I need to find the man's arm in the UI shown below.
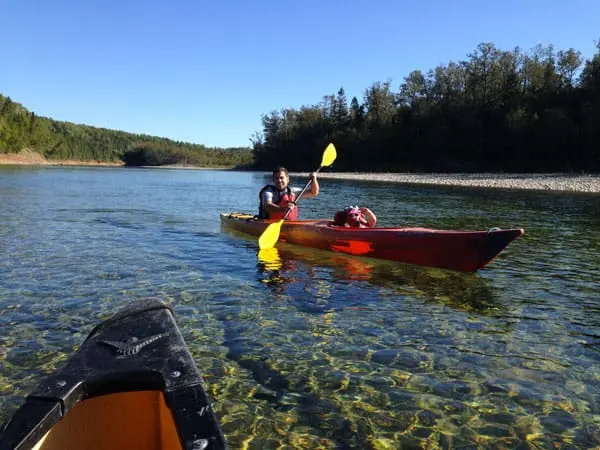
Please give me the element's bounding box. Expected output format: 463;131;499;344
264;201;295;215
298;173;319;199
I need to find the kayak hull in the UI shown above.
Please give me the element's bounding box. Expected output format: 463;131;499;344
220;212;524;272
0;299;226;450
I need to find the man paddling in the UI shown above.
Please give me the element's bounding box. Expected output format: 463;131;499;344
258;167;319;220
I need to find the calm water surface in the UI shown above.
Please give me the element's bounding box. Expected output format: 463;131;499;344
1;166;599;449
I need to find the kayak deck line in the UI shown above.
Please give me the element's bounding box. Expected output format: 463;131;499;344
97;331;170;356
220;212;524;272
0;299;227;450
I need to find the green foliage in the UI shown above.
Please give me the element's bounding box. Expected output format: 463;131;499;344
0;94;254;168
121;141;253;167
252;41;600;173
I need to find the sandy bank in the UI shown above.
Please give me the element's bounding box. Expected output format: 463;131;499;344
0;149;123;167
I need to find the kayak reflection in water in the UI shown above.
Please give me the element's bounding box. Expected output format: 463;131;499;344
332;206;377;228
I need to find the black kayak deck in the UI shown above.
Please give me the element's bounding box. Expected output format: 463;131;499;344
0;299;227;450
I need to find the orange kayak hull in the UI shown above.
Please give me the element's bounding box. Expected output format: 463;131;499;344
220;212;524;272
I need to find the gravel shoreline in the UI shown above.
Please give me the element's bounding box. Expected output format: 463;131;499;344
298;172;600;193
2;151;598;193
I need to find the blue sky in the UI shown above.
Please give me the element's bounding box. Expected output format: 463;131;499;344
2;0;599;148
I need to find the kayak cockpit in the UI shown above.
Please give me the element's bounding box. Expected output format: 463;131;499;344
32;390;181;450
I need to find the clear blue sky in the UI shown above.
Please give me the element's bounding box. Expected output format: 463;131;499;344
2;0;599;148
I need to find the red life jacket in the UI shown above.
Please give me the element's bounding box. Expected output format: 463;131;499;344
258;185;298;220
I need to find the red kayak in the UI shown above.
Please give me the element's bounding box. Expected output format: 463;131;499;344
220;212;524;272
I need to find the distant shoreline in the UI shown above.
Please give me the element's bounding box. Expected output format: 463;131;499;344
0;150;123;167
294;172;600;194
2;151;598;193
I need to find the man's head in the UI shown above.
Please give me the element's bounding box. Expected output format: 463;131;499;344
272;167;290;190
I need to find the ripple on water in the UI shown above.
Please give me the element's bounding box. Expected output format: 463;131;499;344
1;168;600;448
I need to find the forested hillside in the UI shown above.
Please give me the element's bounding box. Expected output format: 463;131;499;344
4;40;599;173
252;41;600;173
0;95;253;167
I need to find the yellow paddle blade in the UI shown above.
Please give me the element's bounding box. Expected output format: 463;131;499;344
258;219;284;249
320;143;337;167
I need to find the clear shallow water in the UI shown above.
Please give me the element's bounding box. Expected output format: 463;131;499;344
1;166;600;449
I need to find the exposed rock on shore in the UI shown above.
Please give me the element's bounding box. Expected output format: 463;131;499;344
307;172;600;193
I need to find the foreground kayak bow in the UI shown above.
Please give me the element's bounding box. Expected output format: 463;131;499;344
0;299;226;450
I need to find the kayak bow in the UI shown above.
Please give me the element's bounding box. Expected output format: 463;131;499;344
0;299;226;450
221;212;524;272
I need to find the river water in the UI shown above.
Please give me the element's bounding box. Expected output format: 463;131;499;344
1;166;599;449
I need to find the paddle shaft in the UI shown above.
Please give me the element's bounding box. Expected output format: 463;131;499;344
281;167;323;220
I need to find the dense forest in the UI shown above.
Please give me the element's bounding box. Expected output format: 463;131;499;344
3;40;599;173
0;94;253;168
252;41;600;173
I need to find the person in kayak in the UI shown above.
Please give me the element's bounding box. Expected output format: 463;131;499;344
333;206;377;228
258;167;319;220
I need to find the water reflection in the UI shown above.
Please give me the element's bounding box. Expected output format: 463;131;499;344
255;241;499;315
5;167;600;449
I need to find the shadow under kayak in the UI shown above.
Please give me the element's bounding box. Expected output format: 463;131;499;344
220;212;524;272
0;299;226;450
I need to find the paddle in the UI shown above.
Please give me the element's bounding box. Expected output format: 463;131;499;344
258;143;337;250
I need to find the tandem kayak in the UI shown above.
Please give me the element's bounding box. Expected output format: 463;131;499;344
220;212;524;272
0;299;226;450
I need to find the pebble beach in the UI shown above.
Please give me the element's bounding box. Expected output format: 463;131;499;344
304;172;600;194
2;151;599;193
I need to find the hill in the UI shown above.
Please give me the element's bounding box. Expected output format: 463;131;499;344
0;94;254;168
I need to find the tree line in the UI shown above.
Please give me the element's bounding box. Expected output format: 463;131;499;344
252;41;600;173
0;95;253;168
